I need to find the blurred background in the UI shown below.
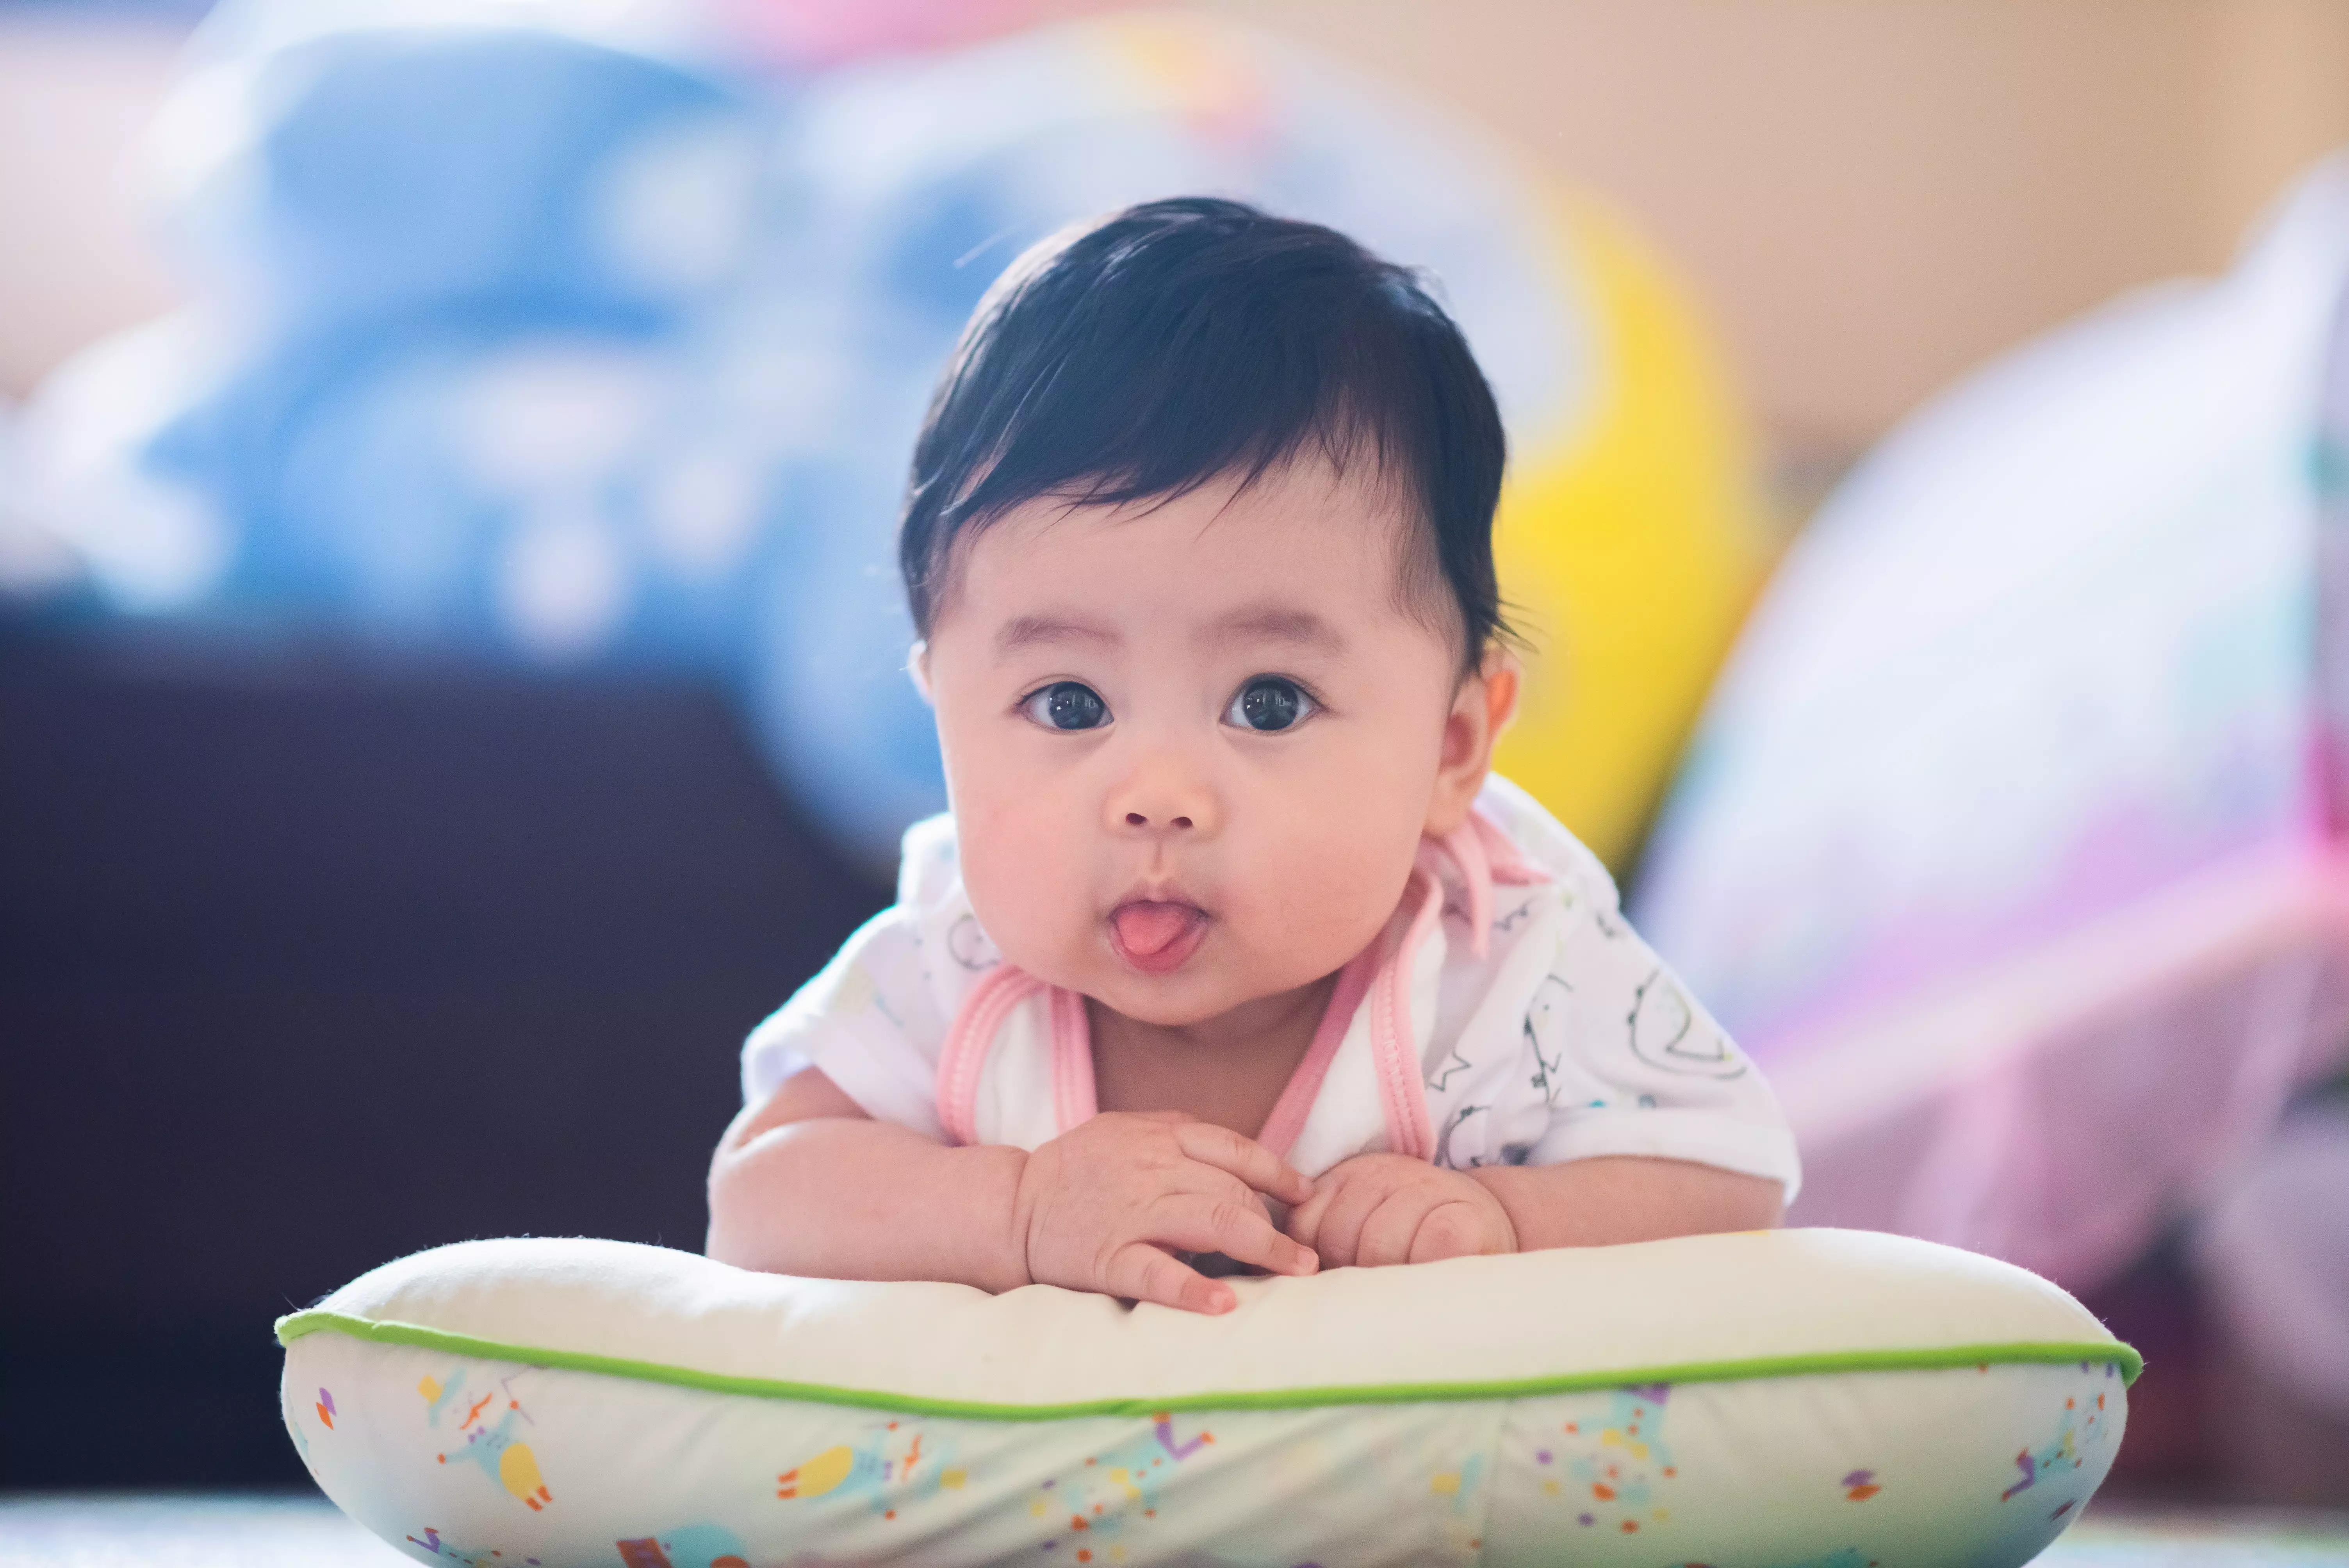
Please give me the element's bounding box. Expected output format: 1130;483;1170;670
5;0;2349;1511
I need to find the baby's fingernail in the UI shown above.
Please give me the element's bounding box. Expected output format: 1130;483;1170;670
1209;1287;1235;1313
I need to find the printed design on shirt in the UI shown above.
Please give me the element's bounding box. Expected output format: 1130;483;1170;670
1540;1384;1679;1537
946;914;1001;971
1427;1046;1476;1092
1592;907;1626;940
420;1367;552;1512
1028;1412;1217;1561
1626;972;1747;1079
1998;1365;2119;1522
1524;975;1569;1108
1494;896;1543;936
612;1523;754;1568
825;962;877;1018
777;1418;965;1518
1434;1103;1489;1169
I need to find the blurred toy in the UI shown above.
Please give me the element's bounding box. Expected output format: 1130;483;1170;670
14;2;1768;867
1632;154;2349;1290
1490;193;1770;866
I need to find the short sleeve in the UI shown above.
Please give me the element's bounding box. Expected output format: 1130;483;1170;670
740;905;952;1142
1521;899;1803;1204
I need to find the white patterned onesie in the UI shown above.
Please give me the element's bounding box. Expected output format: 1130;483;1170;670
742;775;1801;1199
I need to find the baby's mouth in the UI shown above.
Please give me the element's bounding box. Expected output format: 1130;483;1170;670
1109;900;1209;976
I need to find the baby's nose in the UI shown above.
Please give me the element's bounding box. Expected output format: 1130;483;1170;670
1107;757;1219;836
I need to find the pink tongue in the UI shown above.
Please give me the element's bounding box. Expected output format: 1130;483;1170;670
1115;902;1199;957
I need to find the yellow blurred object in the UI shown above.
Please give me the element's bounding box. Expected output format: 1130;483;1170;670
1491;192;1775;872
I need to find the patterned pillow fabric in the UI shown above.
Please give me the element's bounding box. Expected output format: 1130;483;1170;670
280;1229;2135;1567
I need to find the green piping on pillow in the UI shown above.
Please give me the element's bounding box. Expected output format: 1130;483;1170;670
276;1309;2142;1420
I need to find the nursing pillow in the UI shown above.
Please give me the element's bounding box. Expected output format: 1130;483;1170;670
278;1229;2135;1567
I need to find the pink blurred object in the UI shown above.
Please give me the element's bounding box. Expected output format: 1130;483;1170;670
2189;1102;2349;1502
175;0;1131;80
1773;846;2349;1289
1632;156;2349;1292
707;0;1116;67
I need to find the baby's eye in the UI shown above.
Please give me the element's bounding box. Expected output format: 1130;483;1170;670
1224;676;1317;733
1021;681;1111;731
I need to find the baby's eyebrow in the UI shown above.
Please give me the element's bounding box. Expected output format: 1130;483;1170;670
1203;605;1346;654
994;614;1121;655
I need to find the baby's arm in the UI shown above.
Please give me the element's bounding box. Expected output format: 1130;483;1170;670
1469;1155;1781;1249
1286;1152;1780;1267
707;1066;1032;1291
707;1067;1321;1312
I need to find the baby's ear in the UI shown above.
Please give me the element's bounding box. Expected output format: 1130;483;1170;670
906;641;935;704
1426;651;1515;837
1481;647;1521;738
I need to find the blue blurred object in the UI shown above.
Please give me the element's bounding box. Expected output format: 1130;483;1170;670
16;7;1588;863
0;1;214;12
106;19;795;681
197;29;751;324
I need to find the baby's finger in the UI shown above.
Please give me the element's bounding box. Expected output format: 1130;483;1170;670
1356;1188;1442;1268
1153;1192;1319;1278
1296;1188;1372;1277
1315;1164;1400;1277
1218;1196;1321;1278
1103;1241;1232;1315
1173;1121;1314;1206
1283;1179;1334;1252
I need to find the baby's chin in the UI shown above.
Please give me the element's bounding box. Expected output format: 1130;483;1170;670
1075;949;1334;1032
1084;976;1245;1030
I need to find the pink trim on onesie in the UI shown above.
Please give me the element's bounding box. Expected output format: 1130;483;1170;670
935;963;1040;1147
1254;943;1381;1160
1442;818;1495;955
1435;813;1548;960
1048;986;1094;1137
1366;869;1443;1160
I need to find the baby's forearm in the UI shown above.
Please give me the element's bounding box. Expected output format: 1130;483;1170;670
1469;1155;1782;1251
707;1115;1030;1293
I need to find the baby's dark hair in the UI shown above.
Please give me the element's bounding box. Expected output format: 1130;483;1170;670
898;197;1510;671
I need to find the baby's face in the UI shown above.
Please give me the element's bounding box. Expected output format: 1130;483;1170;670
922;458;1502;1027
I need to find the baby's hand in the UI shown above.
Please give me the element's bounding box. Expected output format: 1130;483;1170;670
1285;1153;1517;1268
1014;1110;1319;1315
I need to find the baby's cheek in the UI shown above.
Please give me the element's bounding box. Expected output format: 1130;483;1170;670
957;801;1096;973
1243;818;1416;964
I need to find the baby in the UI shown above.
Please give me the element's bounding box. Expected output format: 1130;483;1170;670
707;198;1798;1315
